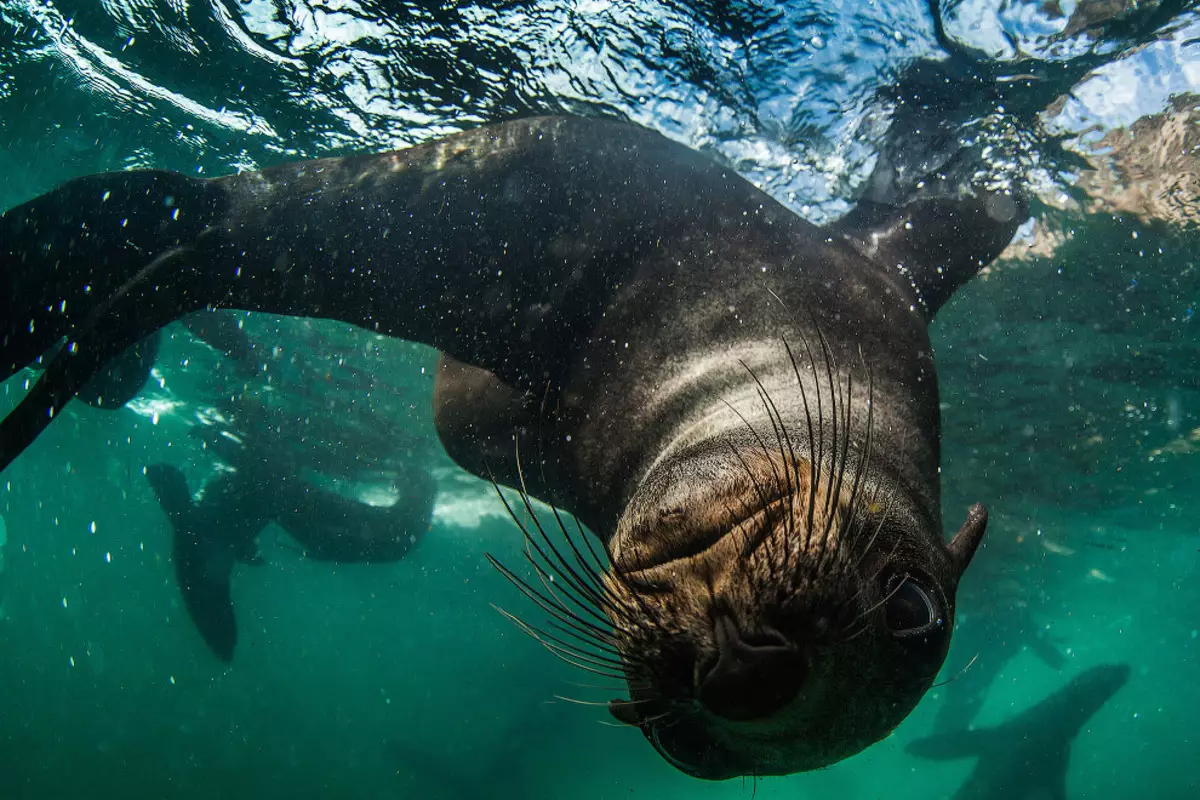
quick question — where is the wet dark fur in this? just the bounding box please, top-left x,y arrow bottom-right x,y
0,116 -> 1021,778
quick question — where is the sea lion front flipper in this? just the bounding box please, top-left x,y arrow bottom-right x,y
145,464 -> 238,662
832,192 -> 1026,318
75,331 -> 162,409
432,355 -> 561,499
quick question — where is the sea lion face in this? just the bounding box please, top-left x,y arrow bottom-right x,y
600,437 -> 986,779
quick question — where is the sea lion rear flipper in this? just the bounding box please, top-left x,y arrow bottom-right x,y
0,171 -> 227,472
905,728 -> 995,760
145,464 -> 238,662
832,192 -> 1027,318
76,331 -> 162,409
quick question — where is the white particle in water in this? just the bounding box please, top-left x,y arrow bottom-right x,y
169,675 -> 176,685
70,656 -> 75,667
90,521 -> 96,534
62,597 -> 68,608
105,552 -> 111,563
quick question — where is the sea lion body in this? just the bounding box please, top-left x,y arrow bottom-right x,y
0,117 -> 1020,777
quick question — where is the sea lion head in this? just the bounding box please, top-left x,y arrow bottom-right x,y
573,357 -> 991,779
600,444 -> 988,778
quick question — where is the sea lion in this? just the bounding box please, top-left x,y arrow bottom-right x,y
146,309 -> 437,662
908,663 -> 1131,799
0,116 -> 1023,777
145,454 -> 434,662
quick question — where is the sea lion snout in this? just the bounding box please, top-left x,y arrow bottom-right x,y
698,611 -> 808,721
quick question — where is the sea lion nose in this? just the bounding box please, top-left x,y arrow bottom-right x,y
698,613 -> 806,721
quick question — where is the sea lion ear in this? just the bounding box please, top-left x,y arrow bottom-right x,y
832,191 -> 1027,318
946,503 -> 988,574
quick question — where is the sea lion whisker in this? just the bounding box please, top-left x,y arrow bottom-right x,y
736,361 -> 799,507
723,439 -> 781,563
511,518 -> 619,634
522,550 -> 625,646
840,354 -> 875,559
566,517 -> 649,636
542,502 -> 640,626
722,393 -> 789,511
492,604 -> 641,674
571,515 -> 619,588
734,362 -> 801,542
609,553 -> 676,639
506,450 -> 623,627
930,653 -> 980,689
850,536 -> 909,625
853,482 -> 899,571
487,555 -> 625,656
743,374 -> 801,571
553,694 -> 637,708
839,523 -> 907,644
807,314 -> 844,585
506,613 -> 628,670
500,577 -> 622,660
491,480 -> 624,638
547,505 -> 611,590
719,398 -> 791,578
570,521 -> 648,636
562,679 -> 650,693
787,331 -> 824,556
493,609 -> 631,680
719,494 -> 758,567
814,364 -> 853,585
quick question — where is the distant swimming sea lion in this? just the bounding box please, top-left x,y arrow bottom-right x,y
909,663 -> 1131,800
0,116 -> 1023,778
135,310 -> 437,663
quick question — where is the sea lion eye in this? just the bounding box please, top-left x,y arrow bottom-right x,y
882,573 -> 942,638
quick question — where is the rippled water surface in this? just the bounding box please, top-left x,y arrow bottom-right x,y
1,1 -> 1198,798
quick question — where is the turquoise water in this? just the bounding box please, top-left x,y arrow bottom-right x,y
1,1 -> 1198,798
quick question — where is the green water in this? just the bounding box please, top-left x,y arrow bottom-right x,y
1,1 -> 1198,798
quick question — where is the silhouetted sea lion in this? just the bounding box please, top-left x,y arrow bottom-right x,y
0,116 -> 1023,777
145,309 -> 436,662
145,455 -> 434,662
908,663 -> 1131,799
